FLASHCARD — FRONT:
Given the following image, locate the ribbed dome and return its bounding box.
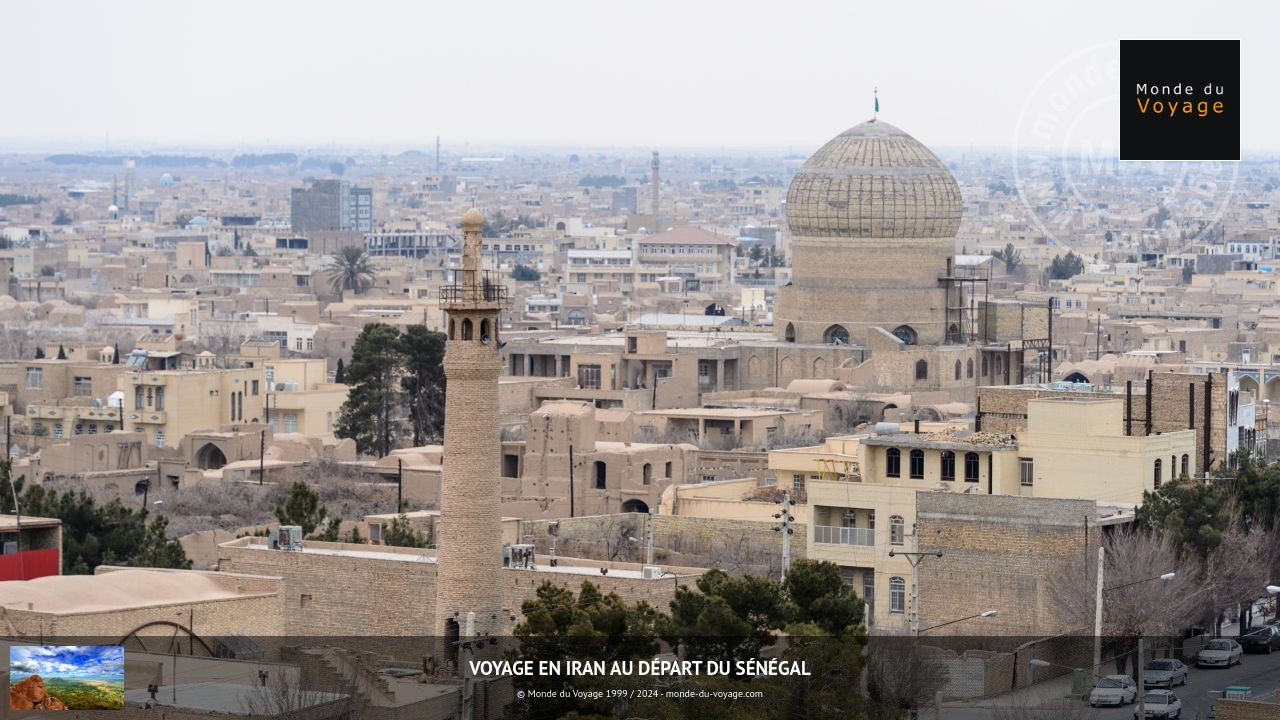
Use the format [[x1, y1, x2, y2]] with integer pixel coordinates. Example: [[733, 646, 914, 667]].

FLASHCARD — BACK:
[[786, 120, 962, 239]]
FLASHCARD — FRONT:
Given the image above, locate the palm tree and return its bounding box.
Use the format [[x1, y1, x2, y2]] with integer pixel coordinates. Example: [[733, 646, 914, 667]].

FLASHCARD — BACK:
[[327, 246, 375, 295]]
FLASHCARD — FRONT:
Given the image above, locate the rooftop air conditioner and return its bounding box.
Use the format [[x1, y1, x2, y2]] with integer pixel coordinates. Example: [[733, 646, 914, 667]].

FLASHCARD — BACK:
[[642, 565, 663, 580]]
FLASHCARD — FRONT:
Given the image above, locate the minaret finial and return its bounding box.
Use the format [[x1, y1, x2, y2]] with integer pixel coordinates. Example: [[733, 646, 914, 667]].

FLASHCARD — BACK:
[[874, 86, 879, 120]]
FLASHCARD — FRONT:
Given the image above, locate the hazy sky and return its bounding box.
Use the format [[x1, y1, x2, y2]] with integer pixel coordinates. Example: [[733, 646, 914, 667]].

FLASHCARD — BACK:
[[3, 0, 1274, 152]]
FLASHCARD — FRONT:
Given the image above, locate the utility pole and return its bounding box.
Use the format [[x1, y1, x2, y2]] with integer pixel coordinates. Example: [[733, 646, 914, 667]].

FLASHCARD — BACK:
[[645, 510, 655, 566], [773, 488, 795, 582], [1136, 636, 1145, 719], [397, 458, 403, 511], [258, 429, 265, 485], [888, 524, 944, 636], [1093, 545, 1105, 685], [567, 444, 575, 518]]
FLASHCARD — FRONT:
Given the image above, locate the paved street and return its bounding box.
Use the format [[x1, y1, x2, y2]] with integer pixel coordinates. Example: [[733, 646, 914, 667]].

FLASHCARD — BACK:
[[939, 649, 1280, 719]]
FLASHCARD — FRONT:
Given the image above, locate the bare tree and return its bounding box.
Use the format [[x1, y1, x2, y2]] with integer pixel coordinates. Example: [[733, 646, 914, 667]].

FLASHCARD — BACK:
[[1048, 527, 1207, 676], [239, 664, 366, 719], [1203, 516, 1275, 635], [864, 638, 950, 717]]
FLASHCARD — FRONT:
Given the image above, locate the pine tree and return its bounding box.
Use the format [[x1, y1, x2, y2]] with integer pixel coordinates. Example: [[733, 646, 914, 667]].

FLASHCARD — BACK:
[[56, 344, 66, 360], [274, 480, 328, 536], [34, 347, 44, 359], [113, 342, 121, 364], [334, 324, 404, 456], [334, 357, 346, 384], [399, 326, 446, 446]]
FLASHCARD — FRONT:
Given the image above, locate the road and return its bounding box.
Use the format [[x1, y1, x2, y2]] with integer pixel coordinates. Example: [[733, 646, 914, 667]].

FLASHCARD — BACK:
[[939, 650, 1280, 719]]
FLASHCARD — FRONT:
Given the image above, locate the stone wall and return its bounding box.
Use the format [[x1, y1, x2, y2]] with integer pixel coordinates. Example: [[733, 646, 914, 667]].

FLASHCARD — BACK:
[[1217, 698, 1280, 720], [915, 493, 1098, 637]]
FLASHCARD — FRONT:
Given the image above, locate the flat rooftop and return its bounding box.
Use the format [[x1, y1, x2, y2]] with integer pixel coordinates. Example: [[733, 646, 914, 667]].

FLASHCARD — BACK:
[[0, 569, 273, 614], [0, 514, 61, 531]]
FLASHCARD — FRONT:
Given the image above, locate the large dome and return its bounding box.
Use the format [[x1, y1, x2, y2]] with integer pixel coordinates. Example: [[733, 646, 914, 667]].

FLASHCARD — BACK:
[[786, 120, 962, 239]]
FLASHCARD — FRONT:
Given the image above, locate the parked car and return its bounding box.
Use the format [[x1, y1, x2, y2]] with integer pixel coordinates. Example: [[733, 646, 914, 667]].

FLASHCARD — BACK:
[[1237, 624, 1280, 654], [1197, 638, 1243, 668], [1143, 659, 1188, 688], [1090, 674, 1138, 707], [1135, 690, 1182, 719]]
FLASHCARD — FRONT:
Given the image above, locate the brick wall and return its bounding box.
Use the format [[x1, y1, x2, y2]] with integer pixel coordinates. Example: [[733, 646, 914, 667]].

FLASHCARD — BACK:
[[915, 493, 1097, 637], [1218, 698, 1280, 720]]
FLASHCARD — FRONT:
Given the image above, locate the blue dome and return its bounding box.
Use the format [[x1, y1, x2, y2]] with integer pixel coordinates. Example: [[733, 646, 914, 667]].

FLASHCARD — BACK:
[[159, 174, 175, 186]]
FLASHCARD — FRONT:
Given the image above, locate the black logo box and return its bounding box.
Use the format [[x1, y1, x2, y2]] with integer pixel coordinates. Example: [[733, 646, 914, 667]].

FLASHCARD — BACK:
[[1120, 39, 1239, 161]]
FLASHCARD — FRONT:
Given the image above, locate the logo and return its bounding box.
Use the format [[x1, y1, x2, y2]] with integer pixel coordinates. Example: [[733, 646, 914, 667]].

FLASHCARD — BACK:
[[1120, 40, 1239, 160]]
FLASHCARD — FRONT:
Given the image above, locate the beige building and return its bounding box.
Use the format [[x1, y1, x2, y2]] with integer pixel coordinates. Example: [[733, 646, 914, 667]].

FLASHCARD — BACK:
[[122, 365, 265, 449]]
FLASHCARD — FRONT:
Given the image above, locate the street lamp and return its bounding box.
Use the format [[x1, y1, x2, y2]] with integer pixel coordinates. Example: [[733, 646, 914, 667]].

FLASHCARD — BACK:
[[1092, 552, 1177, 685], [916, 609, 997, 637]]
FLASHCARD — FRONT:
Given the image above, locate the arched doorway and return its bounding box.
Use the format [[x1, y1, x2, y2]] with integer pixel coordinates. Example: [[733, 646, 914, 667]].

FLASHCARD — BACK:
[[622, 499, 650, 514], [195, 443, 228, 470], [1064, 371, 1090, 384], [784, 323, 796, 343]]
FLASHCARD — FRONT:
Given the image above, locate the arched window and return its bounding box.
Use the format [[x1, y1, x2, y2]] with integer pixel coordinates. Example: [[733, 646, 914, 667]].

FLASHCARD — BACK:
[[784, 323, 796, 343], [889, 516, 905, 545], [461, 318, 473, 340], [1154, 459, 1162, 490], [940, 451, 956, 481], [909, 449, 925, 479], [886, 448, 901, 478], [995, 354, 1004, 375], [449, 319, 456, 340], [594, 461, 607, 489], [824, 325, 850, 345], [892, 325, 917, 345], [889, 577, 906, 613], [1181, 454, 1189, 478], [964, 452, 980, 482], [982, 355, 989, 376], [479, 319, 490, 343], [642, 463, 652, 485], [967, 359, 974, 379], [915, 360, 928, 381], [954, 360, 962, 381], [946, 323, 961, 343]]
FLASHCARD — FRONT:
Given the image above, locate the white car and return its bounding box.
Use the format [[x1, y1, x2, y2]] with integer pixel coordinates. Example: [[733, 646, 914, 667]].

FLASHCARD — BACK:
[[1143, 658, 1188, 688], [1090, 674, 1138, 706], [1197, 638, 1243, 668], [1135, 690, 1182, 718]]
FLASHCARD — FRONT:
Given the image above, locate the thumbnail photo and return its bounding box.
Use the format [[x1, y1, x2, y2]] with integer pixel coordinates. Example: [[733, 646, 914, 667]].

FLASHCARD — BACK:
[[9, 646, 125, 711]]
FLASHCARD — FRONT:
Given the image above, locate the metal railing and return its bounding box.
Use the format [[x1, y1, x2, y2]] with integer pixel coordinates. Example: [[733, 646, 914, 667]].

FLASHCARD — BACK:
[[813, 525, 875, 547], [439, 281, 508, 304]]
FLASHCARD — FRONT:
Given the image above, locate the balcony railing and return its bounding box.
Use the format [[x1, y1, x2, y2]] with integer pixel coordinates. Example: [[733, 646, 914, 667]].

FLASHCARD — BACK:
[[814, 525, 875, 547], [439, 281, 508, 305]]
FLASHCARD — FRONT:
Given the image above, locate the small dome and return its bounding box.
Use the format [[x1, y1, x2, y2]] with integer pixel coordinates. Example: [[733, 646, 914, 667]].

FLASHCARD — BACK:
[[461, 208, 484, 230], [786, 120, 962, 239], [159, 173, 175, 186], [107, 205, 118, 213]]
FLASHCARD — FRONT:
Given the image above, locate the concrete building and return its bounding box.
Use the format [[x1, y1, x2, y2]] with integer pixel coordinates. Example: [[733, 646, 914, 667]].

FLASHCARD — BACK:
[[290, 179, 373, 233]]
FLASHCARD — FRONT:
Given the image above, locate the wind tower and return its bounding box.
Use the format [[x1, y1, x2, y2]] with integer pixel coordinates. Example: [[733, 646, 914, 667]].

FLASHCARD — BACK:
[[435, 208, 507, 656], [650, 151, 660, 218]]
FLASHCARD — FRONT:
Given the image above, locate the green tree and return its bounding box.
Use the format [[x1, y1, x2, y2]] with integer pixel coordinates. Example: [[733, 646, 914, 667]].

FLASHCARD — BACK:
[[243, 242, 257, 257], [34, 347, 45, 359], [511, 264, 540, 282], [335, 323, 404, 456], [662, 568, 789, 666], [334, 357, 346, 384], [112, 343, 121, 364], [40, 265, 56, 277], [1135, 477, 1229, 558], [510, 581, 663, 720], [991, 243, 1022, 273], [399, 326, 446, 446], [326, 246, 375, 295], [274, 480, 328, 536], [783, 559, 864, 636], [56, 344, 66, 359], [1049, 251, 1086, 280], [382, 513, 428, 547], [52, 209, 72, 225], [1219, 452, 1280, 532], [3, 463, 189, 574]]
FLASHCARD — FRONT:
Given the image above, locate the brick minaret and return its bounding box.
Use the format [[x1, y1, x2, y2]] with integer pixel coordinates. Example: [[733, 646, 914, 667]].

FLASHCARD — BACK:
[[436, 208, 506, 649]]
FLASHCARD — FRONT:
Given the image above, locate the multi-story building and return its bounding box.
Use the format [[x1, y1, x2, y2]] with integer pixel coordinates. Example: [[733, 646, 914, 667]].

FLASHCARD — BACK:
[[290, 179, 373, 233], [121, 365, 265, 449]]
